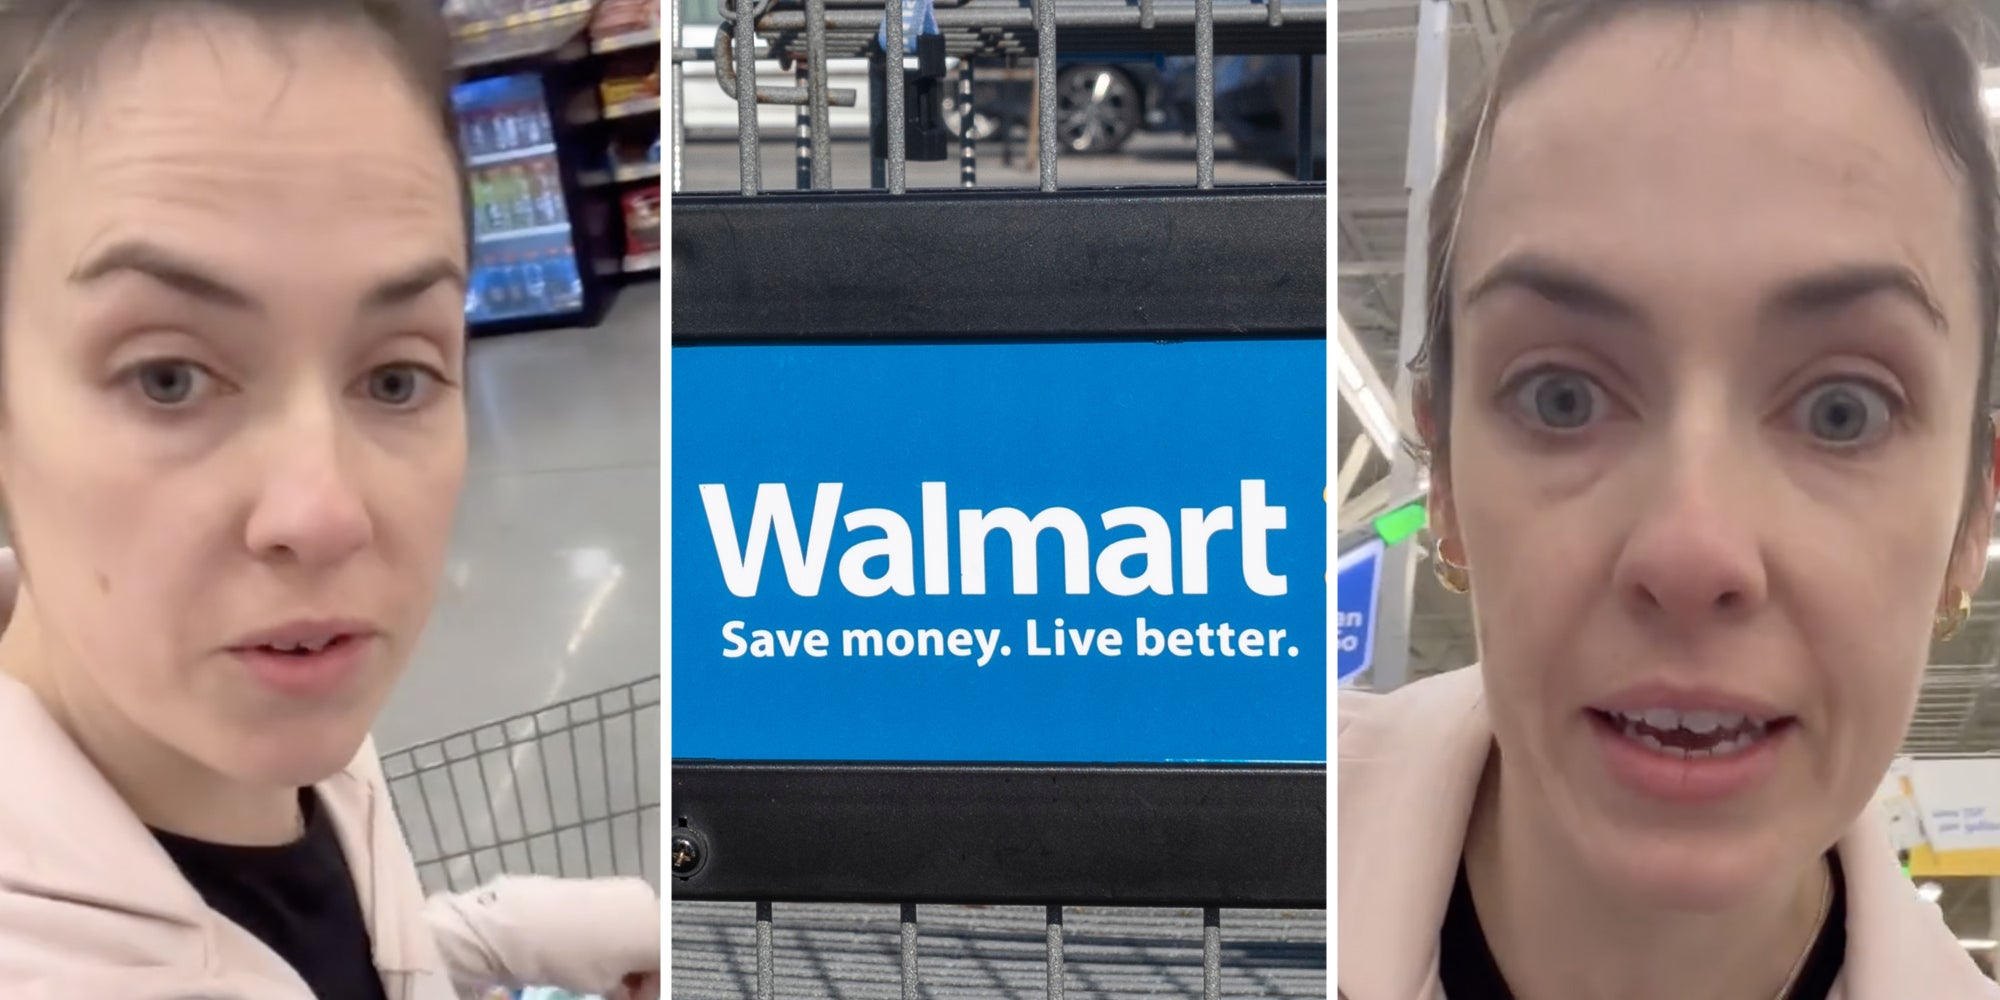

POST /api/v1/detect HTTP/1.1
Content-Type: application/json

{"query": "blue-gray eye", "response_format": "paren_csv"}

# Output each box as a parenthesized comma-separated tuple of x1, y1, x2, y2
(1795, 379, 1892, 445)
(133, 360, 208, 407)
(1512, 370, 1599, 430)
(367, 365, 430, 406)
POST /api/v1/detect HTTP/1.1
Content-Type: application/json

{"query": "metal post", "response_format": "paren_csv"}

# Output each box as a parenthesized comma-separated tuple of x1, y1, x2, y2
(1202, 907, 1222, 1000)
(732, 0, 761, 195)
(958, 58, 977, 188)
(1194, 0, 1215, 189)
(669, 0, 685, 194)
(886, 0, 907, 193)
(901, 903, 919, 999)
(808, 0, 833, 189)
(796, 63, 812, 189)
(755, 900, 775, 1000)
(1046, 905, 1066, 1000)
(1295, 53, 1315, 182)
(1035, 0, 1058, 191)
(1371, 0, 1451, 693)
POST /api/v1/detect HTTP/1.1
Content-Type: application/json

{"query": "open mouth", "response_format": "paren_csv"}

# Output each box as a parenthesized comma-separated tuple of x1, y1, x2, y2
(254, 634, 357, 657)
(1587, 707, 1797, 760)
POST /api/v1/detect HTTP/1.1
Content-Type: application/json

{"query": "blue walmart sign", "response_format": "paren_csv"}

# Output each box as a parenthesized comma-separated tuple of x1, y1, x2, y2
(672, 338, 1326, 763)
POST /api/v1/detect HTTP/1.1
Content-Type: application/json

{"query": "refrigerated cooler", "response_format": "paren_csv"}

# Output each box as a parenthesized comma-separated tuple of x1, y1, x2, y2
(453, 71, 598, 333)
(449, 8, 659, 337)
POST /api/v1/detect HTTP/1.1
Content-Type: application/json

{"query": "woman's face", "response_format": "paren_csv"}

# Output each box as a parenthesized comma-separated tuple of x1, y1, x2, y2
(1436, 6, 1994, 910)
(0, 15, 467, 787)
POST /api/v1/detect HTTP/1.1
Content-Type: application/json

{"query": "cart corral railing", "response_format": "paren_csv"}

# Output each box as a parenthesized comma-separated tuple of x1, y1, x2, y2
(669, 0, 1326, 193)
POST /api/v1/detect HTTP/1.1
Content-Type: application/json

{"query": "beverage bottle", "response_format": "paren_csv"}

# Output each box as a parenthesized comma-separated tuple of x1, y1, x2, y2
(511, 168, 538, 230)
(494, 104, 518, 151)
(483, 253, 509, 312)
(522, 251, 548, 310)
(483, 170, 511, 233)
(535, 162, 566, 226)
(502, 253, 528, 309)
(550, 248, 583, 307)
(462, 112, 486, 157)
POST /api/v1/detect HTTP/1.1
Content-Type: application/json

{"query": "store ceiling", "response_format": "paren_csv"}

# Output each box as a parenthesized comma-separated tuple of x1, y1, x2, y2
(1336, 0, 2000, 951)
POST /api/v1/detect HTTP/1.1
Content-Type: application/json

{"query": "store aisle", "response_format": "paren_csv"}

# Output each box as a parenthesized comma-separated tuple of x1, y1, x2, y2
(373, 286, 661, 752)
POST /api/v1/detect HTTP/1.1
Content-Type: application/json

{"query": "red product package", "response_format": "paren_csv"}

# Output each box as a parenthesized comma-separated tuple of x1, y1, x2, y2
(622, 185, 661, 255)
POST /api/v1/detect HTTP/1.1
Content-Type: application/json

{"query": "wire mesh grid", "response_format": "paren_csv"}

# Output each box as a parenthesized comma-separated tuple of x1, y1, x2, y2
(671, 901, 1329, 999)
(379, 676, 663, 896)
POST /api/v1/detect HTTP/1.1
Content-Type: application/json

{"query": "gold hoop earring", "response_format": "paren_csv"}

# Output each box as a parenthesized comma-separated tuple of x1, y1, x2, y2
(1434, 537, 1470, 595)
(1936, 589, 1972, 642)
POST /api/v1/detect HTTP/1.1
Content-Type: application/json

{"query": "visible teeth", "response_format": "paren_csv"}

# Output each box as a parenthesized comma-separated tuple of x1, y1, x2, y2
(1642, 708, 1678, 729)
(1636, 731, 1665, 751)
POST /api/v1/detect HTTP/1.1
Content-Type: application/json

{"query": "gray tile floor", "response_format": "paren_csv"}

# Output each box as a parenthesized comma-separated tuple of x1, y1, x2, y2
(376, 285, 662, 752)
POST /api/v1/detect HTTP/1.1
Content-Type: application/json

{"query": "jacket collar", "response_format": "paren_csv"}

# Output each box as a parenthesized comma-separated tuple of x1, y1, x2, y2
(1337, 665, 1996, 1000)
(0, 675, 212, 932)
(0, 675, 447, 983)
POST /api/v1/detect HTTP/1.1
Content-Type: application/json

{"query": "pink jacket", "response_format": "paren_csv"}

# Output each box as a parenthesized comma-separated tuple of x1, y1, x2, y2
(0, 676, 660, 999)
(1338, 666, 1999, 999)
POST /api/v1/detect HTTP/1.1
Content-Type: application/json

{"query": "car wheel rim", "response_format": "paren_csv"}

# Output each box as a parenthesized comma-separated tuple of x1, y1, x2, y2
(1056, 69, 1136, 152)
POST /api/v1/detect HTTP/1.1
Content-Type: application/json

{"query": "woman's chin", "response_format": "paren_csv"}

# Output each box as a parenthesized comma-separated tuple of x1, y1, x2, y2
(1579, 826, 1799, 913)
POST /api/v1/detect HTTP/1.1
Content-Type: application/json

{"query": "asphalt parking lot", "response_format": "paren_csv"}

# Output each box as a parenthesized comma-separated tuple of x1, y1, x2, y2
(674, 130, 1303, 193)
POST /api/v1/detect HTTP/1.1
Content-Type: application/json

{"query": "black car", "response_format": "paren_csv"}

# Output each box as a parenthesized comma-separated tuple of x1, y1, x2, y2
(939, 54, 1172, 155)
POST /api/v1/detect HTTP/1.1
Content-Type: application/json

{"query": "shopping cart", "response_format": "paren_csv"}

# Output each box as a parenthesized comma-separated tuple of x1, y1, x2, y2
(379, 676, 662, 897)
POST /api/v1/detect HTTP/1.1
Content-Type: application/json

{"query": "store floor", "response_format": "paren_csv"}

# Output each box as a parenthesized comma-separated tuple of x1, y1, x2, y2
(375, 284, 661, 752)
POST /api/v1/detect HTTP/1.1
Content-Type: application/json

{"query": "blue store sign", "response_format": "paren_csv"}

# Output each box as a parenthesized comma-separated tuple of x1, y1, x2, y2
(672, 338, 1327, 764)
(1336, 539, 1383, 685)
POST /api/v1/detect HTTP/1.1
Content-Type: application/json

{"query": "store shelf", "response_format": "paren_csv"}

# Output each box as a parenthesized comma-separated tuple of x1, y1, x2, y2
(592, 27, 661, 55)
(624, 250, 662, 272)
(475, 222, 574, 245)
(580, 161, 664, 187)
(467, 142, 558, 168)
(604, 96, 662, 121)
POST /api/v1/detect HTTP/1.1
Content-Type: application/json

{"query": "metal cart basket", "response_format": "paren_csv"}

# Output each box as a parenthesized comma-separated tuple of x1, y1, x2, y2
(380, 677, 663, 896)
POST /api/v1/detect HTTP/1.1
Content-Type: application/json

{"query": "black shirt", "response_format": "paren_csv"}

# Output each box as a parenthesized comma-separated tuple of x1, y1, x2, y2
(1438, 851, 1847, 1000)
(151, 789, 389, 1000)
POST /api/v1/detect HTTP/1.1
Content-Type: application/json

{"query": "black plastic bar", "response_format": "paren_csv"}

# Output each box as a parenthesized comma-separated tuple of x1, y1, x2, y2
(670, 763, 1327, 907)
(796, 63, 812, 188)
(671, 186, 1326, 341)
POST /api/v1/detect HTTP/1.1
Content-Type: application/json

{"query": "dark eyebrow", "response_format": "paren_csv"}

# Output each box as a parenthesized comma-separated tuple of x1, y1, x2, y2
(69, 241, 465, 314)
(1462, 253, 1646, 326)
(70, 241, 258, 312)
(1765, 264, 1946, 332)
(362, 259, 467, 312)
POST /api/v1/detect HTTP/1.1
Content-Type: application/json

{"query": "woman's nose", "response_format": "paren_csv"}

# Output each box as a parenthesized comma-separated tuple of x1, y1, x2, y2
(1609, 441, 1769, 629)
(242, 408, 374, 569)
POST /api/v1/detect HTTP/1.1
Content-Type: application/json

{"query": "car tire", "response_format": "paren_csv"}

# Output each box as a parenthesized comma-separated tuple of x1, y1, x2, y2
(1056, 65, 1140, 154)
